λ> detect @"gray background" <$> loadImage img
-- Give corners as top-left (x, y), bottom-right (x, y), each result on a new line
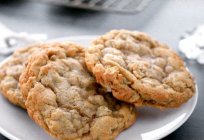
top-left (0, 0), bottom-right (204, 139)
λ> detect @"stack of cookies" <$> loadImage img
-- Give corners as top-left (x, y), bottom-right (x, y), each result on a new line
top-left (0, 30), bottom-right (195, 140)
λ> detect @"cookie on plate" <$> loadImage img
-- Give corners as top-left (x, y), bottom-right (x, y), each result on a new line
top-left (0, 43), bottom-right (56, 109)
top-left (20, 42), bottom-right (136, 140)
top-left (0, 45), bottom-right (40, 109)
top-left (85, 30), bottom-right (195, 108)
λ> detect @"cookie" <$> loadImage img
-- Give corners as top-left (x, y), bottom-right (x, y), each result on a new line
top-left (20, 42), bottom-right (136, 140)
top-left (85, 30), bottom-right (195, 108)
top-left (0, 43), bottom-right (55, 109)
top-left (0, 45), bottom-right (39, 108)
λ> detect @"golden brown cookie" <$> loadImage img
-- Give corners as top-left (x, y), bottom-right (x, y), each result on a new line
top-left (85, 30), bottom-right (195, 108)
top-left (20, 42), bottom-right (136, 140)
top-left (0, 43), bottom-right (56, 109)
top-left (0, 45), bottom-right (40, 109)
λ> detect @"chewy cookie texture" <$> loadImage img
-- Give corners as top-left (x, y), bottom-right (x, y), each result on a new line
top-left (0, 43), bottom-right (56, 109)
top-left (85, 30), bottom-right (195, 108)
top-left (19, 42), bottom-right (136, 140)
top-left (0, 45), bottom-right (41, 109)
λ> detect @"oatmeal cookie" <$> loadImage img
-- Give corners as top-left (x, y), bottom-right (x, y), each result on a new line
top-left (0, 43), bottom-right (55, 109)
top-left (20, 42), bottom-right (136, 140)
top-left (85, 30), bottom-right (195, 108)
top-left (0, 45), bottom-right (40, 108)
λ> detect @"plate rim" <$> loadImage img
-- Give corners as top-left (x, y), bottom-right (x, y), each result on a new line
top-left (153, 85), bottom-right (198, 140)
top-left (0, 35), bottom-right (198, 140)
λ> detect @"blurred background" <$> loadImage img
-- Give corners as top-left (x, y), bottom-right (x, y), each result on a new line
top-left (0, 0), bottom-right (204, 140)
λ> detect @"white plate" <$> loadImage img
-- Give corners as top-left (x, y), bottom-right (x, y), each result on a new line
top-left (0, 36), bottom-right (198, 140)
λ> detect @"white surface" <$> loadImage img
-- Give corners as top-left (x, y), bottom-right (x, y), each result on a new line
top-left (0, 36), bottom-right (198, 140)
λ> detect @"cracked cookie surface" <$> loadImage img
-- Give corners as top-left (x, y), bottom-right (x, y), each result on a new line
top-left (85, 30), bottom-right (195, 108)
top-left (20, 42), bottom-right (136, 140)
top-left (0, 45), bottom-right (41, 108)
top-left (0, 43), bottom-right (56, 109)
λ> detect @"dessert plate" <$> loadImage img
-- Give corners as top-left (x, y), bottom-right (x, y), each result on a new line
top-left (0, 36), bottom-right (198, 140)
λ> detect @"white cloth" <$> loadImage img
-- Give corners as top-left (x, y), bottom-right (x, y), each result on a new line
top-left (179, 25), bottom-right (204, 64)
top-left (0, 22), bottom-right (47, 55)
